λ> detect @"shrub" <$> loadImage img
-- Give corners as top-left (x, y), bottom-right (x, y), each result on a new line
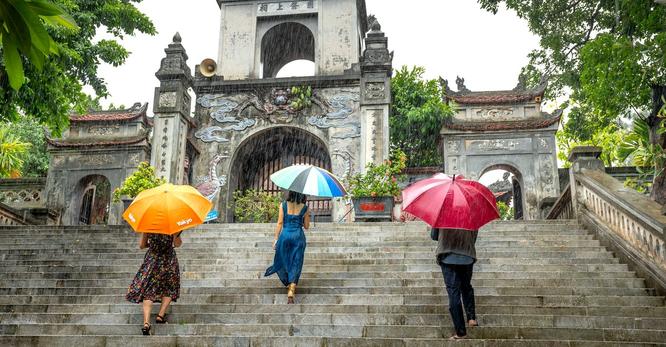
top-left (233, 189), bottom-right (281, 223)
top-left (112, 162), bottom-right (166, 202)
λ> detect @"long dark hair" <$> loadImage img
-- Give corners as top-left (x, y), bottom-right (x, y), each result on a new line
top-left (286, 190), bottom-right (307, 204)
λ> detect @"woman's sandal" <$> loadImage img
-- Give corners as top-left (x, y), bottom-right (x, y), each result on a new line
top-left (141, 323), bottom-right (151, 336)
top-left (156, 314), bottom-right (167, 324)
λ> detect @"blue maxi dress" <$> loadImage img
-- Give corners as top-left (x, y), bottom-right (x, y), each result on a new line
top-left (264, 202), bottom-right (307, 286)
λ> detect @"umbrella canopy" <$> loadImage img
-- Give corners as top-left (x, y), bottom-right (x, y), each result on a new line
top-left (270, 164), bottom-right (346, 197)
top-left (401, 174), bottom-right (499, 230)
top-left (123, 183), bottom-right (213, 235)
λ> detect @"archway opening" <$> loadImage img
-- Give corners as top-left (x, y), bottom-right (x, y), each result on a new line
top-left (479, 166), bottom-right (524, 220)
top-left (229, 127), bottom-right (332, 221)
top-left (75, 175), bottom-right (111, 225)
top-left (275, 59), bottom-right (316, 78)
top-left (261, 22), bottom-right (315, 78)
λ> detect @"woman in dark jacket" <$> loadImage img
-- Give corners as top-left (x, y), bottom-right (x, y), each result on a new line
top-left (431, 227), bottom-right (478, 340)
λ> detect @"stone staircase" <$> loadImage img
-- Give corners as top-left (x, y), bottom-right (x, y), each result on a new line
top-left (0, 220), bottom-right (665, 346)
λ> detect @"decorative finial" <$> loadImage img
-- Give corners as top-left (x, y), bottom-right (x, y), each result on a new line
top-left (173, 32), bottom-right (182, 43)
top-left (368, 14), bottom-right (381, 31)
top-left (456, 76), bottom-right (470, 93)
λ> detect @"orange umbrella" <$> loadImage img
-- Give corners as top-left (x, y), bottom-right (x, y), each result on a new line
top-left (123, 183), bottom-right (213, 235)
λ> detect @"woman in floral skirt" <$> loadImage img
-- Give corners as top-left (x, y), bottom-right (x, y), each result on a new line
top-left (126, 232), bottom-right (182, 335)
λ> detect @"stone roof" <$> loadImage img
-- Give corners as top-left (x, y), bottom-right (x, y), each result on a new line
top-left (45, 134), bottom-right (150, 148)
top-left (69, 103), bottom-right (149, 123)
top-left (443, 109), bottom-right (563, 132)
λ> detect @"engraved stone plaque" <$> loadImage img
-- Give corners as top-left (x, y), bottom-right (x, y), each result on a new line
top-left (465, 138), bottom-right (532, 153)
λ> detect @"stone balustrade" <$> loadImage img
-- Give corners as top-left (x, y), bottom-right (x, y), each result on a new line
top-left (548, 146), bottom-right (666, 294)
top-left (545, 184), bottom-right (573, 220)
top-left (0, 203), bottom-right (29, 226)
top-left (0, 178), bottom-right (46, 210)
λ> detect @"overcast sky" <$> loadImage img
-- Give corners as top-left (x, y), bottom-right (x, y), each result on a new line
top-left (95, 0), bottom-right (540, 110)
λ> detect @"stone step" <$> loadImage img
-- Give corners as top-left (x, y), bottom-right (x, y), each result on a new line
top-left (0, 269), bottom-right (637, 280)
top-left (0, 264), bottom-right (629, 276)
top-left (0, 239), bottom-right (604, 250)
top-left (1, 323), bottom-right (665, 343)
top-left (5, 303), bottom-right (666, 318)
top-left (1, 294), bottom-right (662, 306)
top-left (2, 335), bottom-right (663, 347)
top-left (0, 233), bottom-right (598, 243)
top-left (0, 248), bottom-right (617, 259)
top-left (0, 257), bottom-right (622, 267)
top-left (0, 277), bottom-right (647, 289)
top-left (2, 312), bottom-right (665, 330)
top-left (0, 286), bottom-right (655, 297)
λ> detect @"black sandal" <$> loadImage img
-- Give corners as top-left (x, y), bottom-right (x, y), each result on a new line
top-left (156, 314), bottom-right (167, 324)
top-left (141, 323), bottom-right (151, 335)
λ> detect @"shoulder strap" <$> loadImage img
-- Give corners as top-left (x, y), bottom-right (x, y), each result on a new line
top-left (282, 201), bottom-right (288, 215)
top-left (298, 203), bottom-right (308, 217)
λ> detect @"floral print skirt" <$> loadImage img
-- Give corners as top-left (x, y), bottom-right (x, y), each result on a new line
top-left (126, 248), bottom-right (180, 303)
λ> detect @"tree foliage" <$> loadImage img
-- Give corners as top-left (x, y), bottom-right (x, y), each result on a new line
top-left (0, 0), bottom-right (156, 135)
top-left (391, 66), bottom-right (454, 167)
top-left (0, 0), bottom-right (78, 90)
top-left (0, 125), bottom-right (31, 178)
top-left (112, 162), bottom-right (166, 202)
top-left (478, 0), bottom-right (665, 135)
top-left (347, 149), bottom-right (407, 198)
top-left (232, 189), bottom-right (281, 223)
top-left (7, 117), bottom-right (49, 177)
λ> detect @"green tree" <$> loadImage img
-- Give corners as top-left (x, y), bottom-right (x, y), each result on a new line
top-left (0, 0), bottom-right (156, 135)
top-left (391, 66), bottom-right (454, 167)
top-left (478, 0), bottom-right (666, 202)
top-left (6, 117), bottom-right (49, 177)
top-left (0, 125), bottom-right (31, 178)
top-left (0, 0), bottom-right (78, 90)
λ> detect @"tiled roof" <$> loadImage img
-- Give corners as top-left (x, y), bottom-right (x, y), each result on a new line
top-left (447, 90), bottom-right (545, 105)
top-left (46, 135), bottom-right (149, 148)
top-left (69, 103), bottom-right (148, 123)
top-left (443, 110), bottom-right (562, 132)
top-left (445, 79), bottom-right (548, 106)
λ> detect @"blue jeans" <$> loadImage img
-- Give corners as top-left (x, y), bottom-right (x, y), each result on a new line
top-left (441, 263), bottom-right (476, 336)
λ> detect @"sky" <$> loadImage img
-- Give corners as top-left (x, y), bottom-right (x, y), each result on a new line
top-left (95, 0), bottom-right (541, 110)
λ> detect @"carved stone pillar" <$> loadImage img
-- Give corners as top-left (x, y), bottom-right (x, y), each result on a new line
top-left (360, 20), bottom-right (392, 170)
top-left (151, 33), bottom-right (194, 184)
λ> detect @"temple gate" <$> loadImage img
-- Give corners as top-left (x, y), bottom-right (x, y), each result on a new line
top-left (440, 77), bottom-right (561, 220)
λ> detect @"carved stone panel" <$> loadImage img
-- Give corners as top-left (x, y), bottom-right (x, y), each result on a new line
top-left (257, 1), bottom-right (316, 16)
top-left (159, 92), bottom-right (177, 108)
top-left (446, 140), bottom-right (461, 154)
top-left (474, 107), bottom-right (514, 120)
top-left (88, 126), bottom-right (120, 136)
top-left (465, 138), bottom-right (532, 153)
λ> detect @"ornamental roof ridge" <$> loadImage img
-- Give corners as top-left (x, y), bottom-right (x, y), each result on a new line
top-left (441, 76), bottom-right (548, 105)
top-left (45, 133), bottom-right (150, 148)
top-left (442, 109), bottom-right (563, 132)
top-left (69, 102), bottom-right (149, 123)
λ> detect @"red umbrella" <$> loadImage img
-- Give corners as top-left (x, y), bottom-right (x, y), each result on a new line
top-left (401, 174), bottom-right (499, 230)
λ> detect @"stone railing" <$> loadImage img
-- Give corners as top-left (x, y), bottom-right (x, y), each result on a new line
top-left (0, 203), bottom-right (30, 226)
top-left (545, 183), bottom-right (572, 220)
top-left (552, 146), bottom-right (666, 295)
top-left (0, 178), bottom-right (46, 210)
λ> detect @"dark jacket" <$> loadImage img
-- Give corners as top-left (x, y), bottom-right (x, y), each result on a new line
top-left (431, 228), bottom-right (478, 264)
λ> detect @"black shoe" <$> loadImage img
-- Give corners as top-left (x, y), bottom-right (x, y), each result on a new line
top-left (141, 323), bottom-right (151, 335)
top-left (156, 314), bottom-right (167, 324)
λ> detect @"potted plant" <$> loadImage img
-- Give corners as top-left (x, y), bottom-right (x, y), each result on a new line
top-left (347, 150), bottom-right (407, 221)
top-left (113, 162), bottom-right (166, 210)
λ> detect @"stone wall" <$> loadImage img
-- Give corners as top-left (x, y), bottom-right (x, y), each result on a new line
top-left (191, 81), bottom-right (363, 222)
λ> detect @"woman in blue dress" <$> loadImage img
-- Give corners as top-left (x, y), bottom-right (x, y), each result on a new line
top-left (265, 190), bottom-right (310, 304)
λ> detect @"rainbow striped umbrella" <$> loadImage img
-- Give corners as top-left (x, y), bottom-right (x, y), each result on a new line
top-left (270, 164), bottom-right (346, 197)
